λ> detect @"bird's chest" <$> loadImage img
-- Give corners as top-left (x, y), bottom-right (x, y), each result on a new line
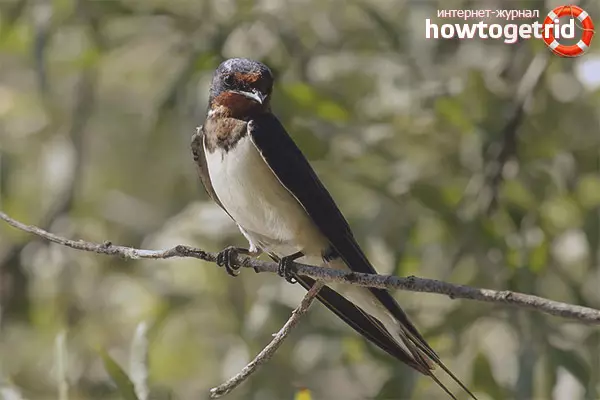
top-left (204, 135), bottom-right (316, 247)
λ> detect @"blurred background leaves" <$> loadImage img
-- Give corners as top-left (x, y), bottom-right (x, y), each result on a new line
top-left (0, 0), bottom-right (599, 399)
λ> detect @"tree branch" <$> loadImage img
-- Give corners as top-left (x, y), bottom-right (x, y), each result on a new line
top-left (209, 281), bottom-right (324, 398)
top-left (1, 211), bottom-right (599, 324)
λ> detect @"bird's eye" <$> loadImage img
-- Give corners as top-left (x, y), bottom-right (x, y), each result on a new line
top-left (224, 74), bottom-right (234, 86)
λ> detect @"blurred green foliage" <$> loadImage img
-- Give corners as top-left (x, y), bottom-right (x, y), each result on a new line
top-left (0, 0), bottom-right (599, 399)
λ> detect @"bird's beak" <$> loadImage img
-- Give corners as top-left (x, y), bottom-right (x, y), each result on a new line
top-left (233, 89), bottom-right (266, 104)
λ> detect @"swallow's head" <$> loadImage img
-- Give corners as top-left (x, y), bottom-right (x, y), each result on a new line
top-left (209, 58), bottom-right (274, 115)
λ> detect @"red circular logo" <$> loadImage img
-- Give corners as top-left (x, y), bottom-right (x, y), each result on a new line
top-left (543, 5), bottom-right (595, 57)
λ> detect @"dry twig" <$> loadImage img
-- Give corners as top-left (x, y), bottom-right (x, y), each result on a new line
top-left (1, 211), bottom-right (598, 324)
top-left (2, 209), bottom-right (600, 397)
top-left (209, 281), bottom-right (324, 398)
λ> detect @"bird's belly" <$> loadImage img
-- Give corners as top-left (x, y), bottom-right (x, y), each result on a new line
top-left (205, 135), bottom-right (326, 255)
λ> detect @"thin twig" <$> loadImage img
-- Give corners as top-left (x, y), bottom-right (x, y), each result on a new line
top-left (1, 211), bottom-right (599, 324)
top-left (209, 281), bottom-right (324, 398)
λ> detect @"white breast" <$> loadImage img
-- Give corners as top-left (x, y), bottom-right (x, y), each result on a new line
top-left (204, 135), bottom-right (327, 257)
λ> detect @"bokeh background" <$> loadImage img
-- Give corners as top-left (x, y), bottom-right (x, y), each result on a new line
top-left (1, 0), bottom-right (599, 399)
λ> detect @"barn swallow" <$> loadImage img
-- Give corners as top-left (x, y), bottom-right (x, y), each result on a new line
top-left (192, 58), bottom-right (476, 400)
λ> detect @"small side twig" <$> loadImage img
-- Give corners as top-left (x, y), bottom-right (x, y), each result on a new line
top-left (209, 281), bottom-right (324, 398)
top-left (1, 211), bottom-right (599, 324)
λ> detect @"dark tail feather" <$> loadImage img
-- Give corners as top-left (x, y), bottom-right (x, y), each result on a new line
top-left (435, 360), bottom-right (478, 400)
top-left (295, 275), bottom-right (477, 400)
top-left (401, 330), bottom-right (466, 400)
top-left (295, 275), bottom-right (427, 373)
top-left (409, 338), bottom-right (479, 400)
top-left (427, 372), bottom-right (458, 400)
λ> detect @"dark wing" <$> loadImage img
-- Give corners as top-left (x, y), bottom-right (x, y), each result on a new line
top-left (249, 114), bottom-right (477, 400)
top-left (247, 113), bottom-right (426, 342)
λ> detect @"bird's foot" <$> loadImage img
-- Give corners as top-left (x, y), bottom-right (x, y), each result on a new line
top-left (277, 251), bottom-right (303, 284)
top-left (216, 246), bottom-right (248, 277)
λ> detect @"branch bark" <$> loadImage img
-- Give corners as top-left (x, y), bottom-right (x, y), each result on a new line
top-left (1, 211), bottom-right (599, 324)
